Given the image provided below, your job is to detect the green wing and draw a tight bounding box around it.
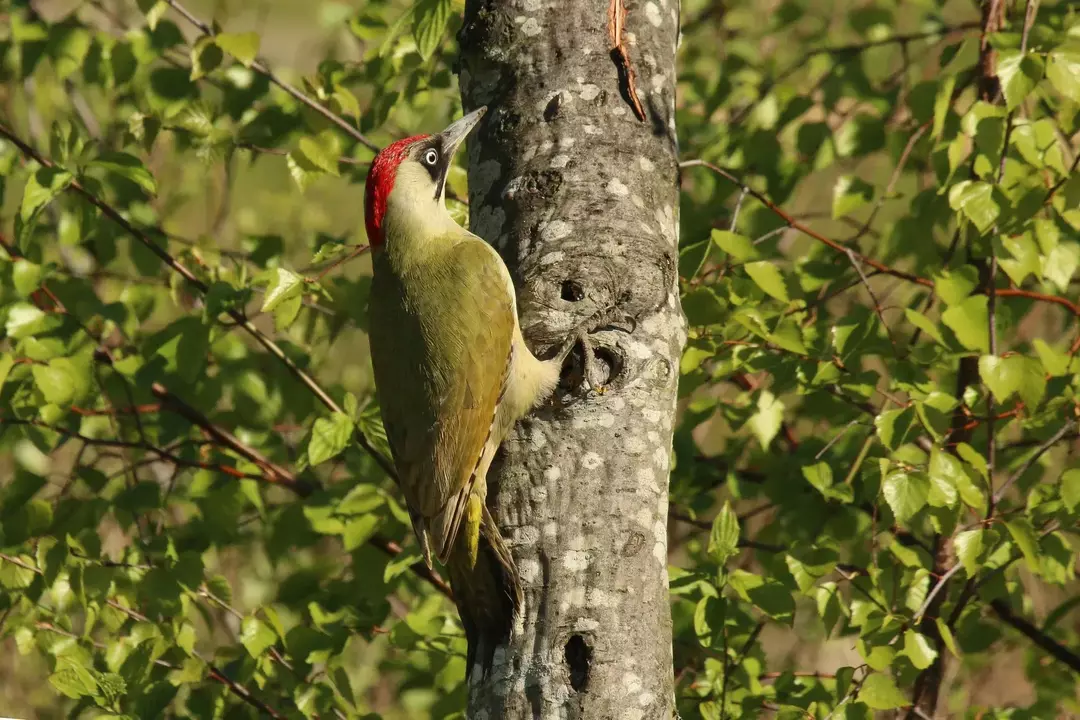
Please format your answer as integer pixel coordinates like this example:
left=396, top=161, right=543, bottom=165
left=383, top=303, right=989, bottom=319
left=368, top=238, right=515, bottom=563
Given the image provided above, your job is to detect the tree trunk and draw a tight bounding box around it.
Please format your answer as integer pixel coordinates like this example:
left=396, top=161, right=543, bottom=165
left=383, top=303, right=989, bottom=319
left=458, top=0, right=683, bottom=717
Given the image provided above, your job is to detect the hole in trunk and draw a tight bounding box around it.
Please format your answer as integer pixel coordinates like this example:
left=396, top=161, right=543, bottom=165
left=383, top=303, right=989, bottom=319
left=561, top=279, right=585, bottom=302
left=565, top=634, right=592, bottom=691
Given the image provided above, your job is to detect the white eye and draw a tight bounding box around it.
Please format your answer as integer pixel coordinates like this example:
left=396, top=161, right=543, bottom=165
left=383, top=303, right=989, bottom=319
left=423, top=149, right=439, bottom=166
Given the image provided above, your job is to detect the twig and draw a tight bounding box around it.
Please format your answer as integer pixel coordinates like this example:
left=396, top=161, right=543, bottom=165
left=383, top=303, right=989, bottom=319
left=0, top=416, right=267, bottom=481
left=161, top=0, right=377, bottom=151
left=681, top=160, right=931, bottom=287
left=681, top=160, right=1080, bottom=324
left=845, top=122, right=930, bottom=244
left=369, top=533, right=453, bottom=598
left=0, top=121, right=396, bottom=480
left=1045, top=152, right=1080, bottom=205
left=16, top=564, right=290, bottom=717
left=731, top=23, right=981, bottom=126
left=311, top=244, right=371, bottom=283
left=150, top=382, right=315, bottom=496
left=844, top=248, right=896, bottom=349
left=913, top=562, right=963, bottom=621
left=992, top=420, right=1077, bottom=504
left=990, top=598, right=1080, bottom=674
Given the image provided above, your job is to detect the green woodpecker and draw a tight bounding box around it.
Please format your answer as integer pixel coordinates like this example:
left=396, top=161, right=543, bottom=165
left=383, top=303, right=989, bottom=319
left=365, top=107, right=599, bottom=672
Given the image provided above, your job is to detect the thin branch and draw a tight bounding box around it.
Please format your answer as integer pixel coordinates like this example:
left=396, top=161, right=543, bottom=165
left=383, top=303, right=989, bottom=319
left=992, top=420, right=1077, bottom=504
left=13, top=558, right=290, bottom=717
left=845, top=122, right=930, bottom=245
left=990, top=598, right=1080, bottom=674
left=681, top=160, right=931, bottom=287
left=844, top=248, right=896, bottom=349
left=913, top=562, right=963, bottom=621
left=681, top=160, right=1080, bottom=324
left=0, top=120, right=396, bottom=479
left=161, top=0, right=378, bottom=151
left=151, top=382, right=315, bottom=496
left=731, top=23, right=981, bottom=126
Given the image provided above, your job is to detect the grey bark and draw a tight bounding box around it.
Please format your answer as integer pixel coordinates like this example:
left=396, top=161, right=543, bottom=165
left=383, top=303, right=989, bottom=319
left=457, top=0, right=683, bottom=717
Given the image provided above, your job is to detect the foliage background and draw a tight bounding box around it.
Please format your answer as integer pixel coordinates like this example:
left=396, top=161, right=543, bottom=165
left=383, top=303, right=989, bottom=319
left=0, top=0, right=1078, bottom=718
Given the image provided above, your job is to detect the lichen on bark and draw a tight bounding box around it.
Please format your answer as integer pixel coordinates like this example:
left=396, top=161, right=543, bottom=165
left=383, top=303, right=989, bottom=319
left=457, top=0, right=683, bottom=717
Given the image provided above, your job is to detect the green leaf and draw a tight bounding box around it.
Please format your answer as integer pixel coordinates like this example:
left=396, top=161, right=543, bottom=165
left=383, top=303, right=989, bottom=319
left=1061, top=469, right=1080, bottom=512
left=904, top=308, right=945, bottom=345
left=384, top=551, right=423, bottom=583
left=708, top=502, right=739, bottom=564
left=1005, top=518, right=1039, bottom=571
left=240, top=616, right=277, bottom=658
left=0, top=353, right=14, bottom=392
left=979, top=354, right=1045, bottom=407
left=168, top=656, right=208, bottom=685
left=1047, top=47, right=1080, bottom=103
left=215, top=32, right=260, bottom=67
left=32, top=357, right=90, bottom=407
left=711, top=229, right=757, bottom=261
left=941, top=296, right=989, bottom=353
left=681, top=287, right=727, bottom=326
left=89, top=151, right=157, bottom=195
left=902, top=630, right=938, bottom=670
left=17, top=166, right=73, bottom=249
left=12, top=258, right=42, bottom=297
left=996, top=50, right=1044, bottom=110
left=802, top=462, right=833, bottom=494
left=189, top=35, right=223, bottom=80
left=948, top=180, right=999, bottom=234
left=999, top=233, right=1041, bottom=286
left=747, top=390, right=784, bottom=449
left=933, top=75, right=956, bottom=139
left=860, top=673, right=908, bottom=710
left=882, top=471, right=929, bottom=524
left=262, top=268, right=304, bottom=313
left=297, top=131, right=342, bottom=176
left=954, top=529, right=985, bottom=575
left=6, top=303, right=55, bottom=339
left=832, top=175, right=874, bottom=218
left=308, top=412, right=353, bottom=466
left=934, top=266, right=978, bottom=306
left=49, top=667, right=98, bottom=699
left=1042, top=242, right=1079, bottom=292
left=1033, top=339, right=1069, bottom=376
left=927, top=448, right=960, bottom=508
left=413, top=0, right=453, bottom=61
left=48, top=24, right=92, bottom=80
left=136, top=0, right=169, bottom=30
left=875, top=407, right=914, bottom=450
left=936, top=617, right=961, bottom=657
left=744, top=261, right=790, bottom=302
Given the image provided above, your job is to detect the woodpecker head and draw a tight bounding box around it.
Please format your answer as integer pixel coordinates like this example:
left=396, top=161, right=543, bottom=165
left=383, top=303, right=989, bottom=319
left=364, top=106, right=487, bottom=249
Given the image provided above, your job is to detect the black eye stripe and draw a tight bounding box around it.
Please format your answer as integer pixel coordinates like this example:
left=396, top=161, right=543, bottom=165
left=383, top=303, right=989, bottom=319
left=417, top=138, right=449, bottom=199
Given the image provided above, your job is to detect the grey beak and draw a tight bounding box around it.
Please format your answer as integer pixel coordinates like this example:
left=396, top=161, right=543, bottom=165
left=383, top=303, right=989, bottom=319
left=440, top=106, right=487, bottom=157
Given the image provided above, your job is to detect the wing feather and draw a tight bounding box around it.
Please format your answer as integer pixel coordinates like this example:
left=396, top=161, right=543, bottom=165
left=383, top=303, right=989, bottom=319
left=369, top=238, right=516, bottom=563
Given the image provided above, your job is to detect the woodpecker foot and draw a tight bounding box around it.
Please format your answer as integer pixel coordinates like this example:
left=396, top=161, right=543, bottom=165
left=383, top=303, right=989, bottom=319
left=556, top=305, right=634, bottom=396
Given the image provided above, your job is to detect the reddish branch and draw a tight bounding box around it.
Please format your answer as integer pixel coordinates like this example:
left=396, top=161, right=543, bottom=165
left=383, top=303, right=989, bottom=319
left=150, top=382, right=311, bottom=495
left=71, top=404, right=161, bottom=416
left=607, top=0, right=647, bottom=122
left=147, top=384, right=454, bottom=599
left=680, top=160, right=1080, bottom=335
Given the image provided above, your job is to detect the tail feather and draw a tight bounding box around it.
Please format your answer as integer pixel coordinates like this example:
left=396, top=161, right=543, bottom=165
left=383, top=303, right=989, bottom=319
left=446, top=505, right=522, bottom=677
